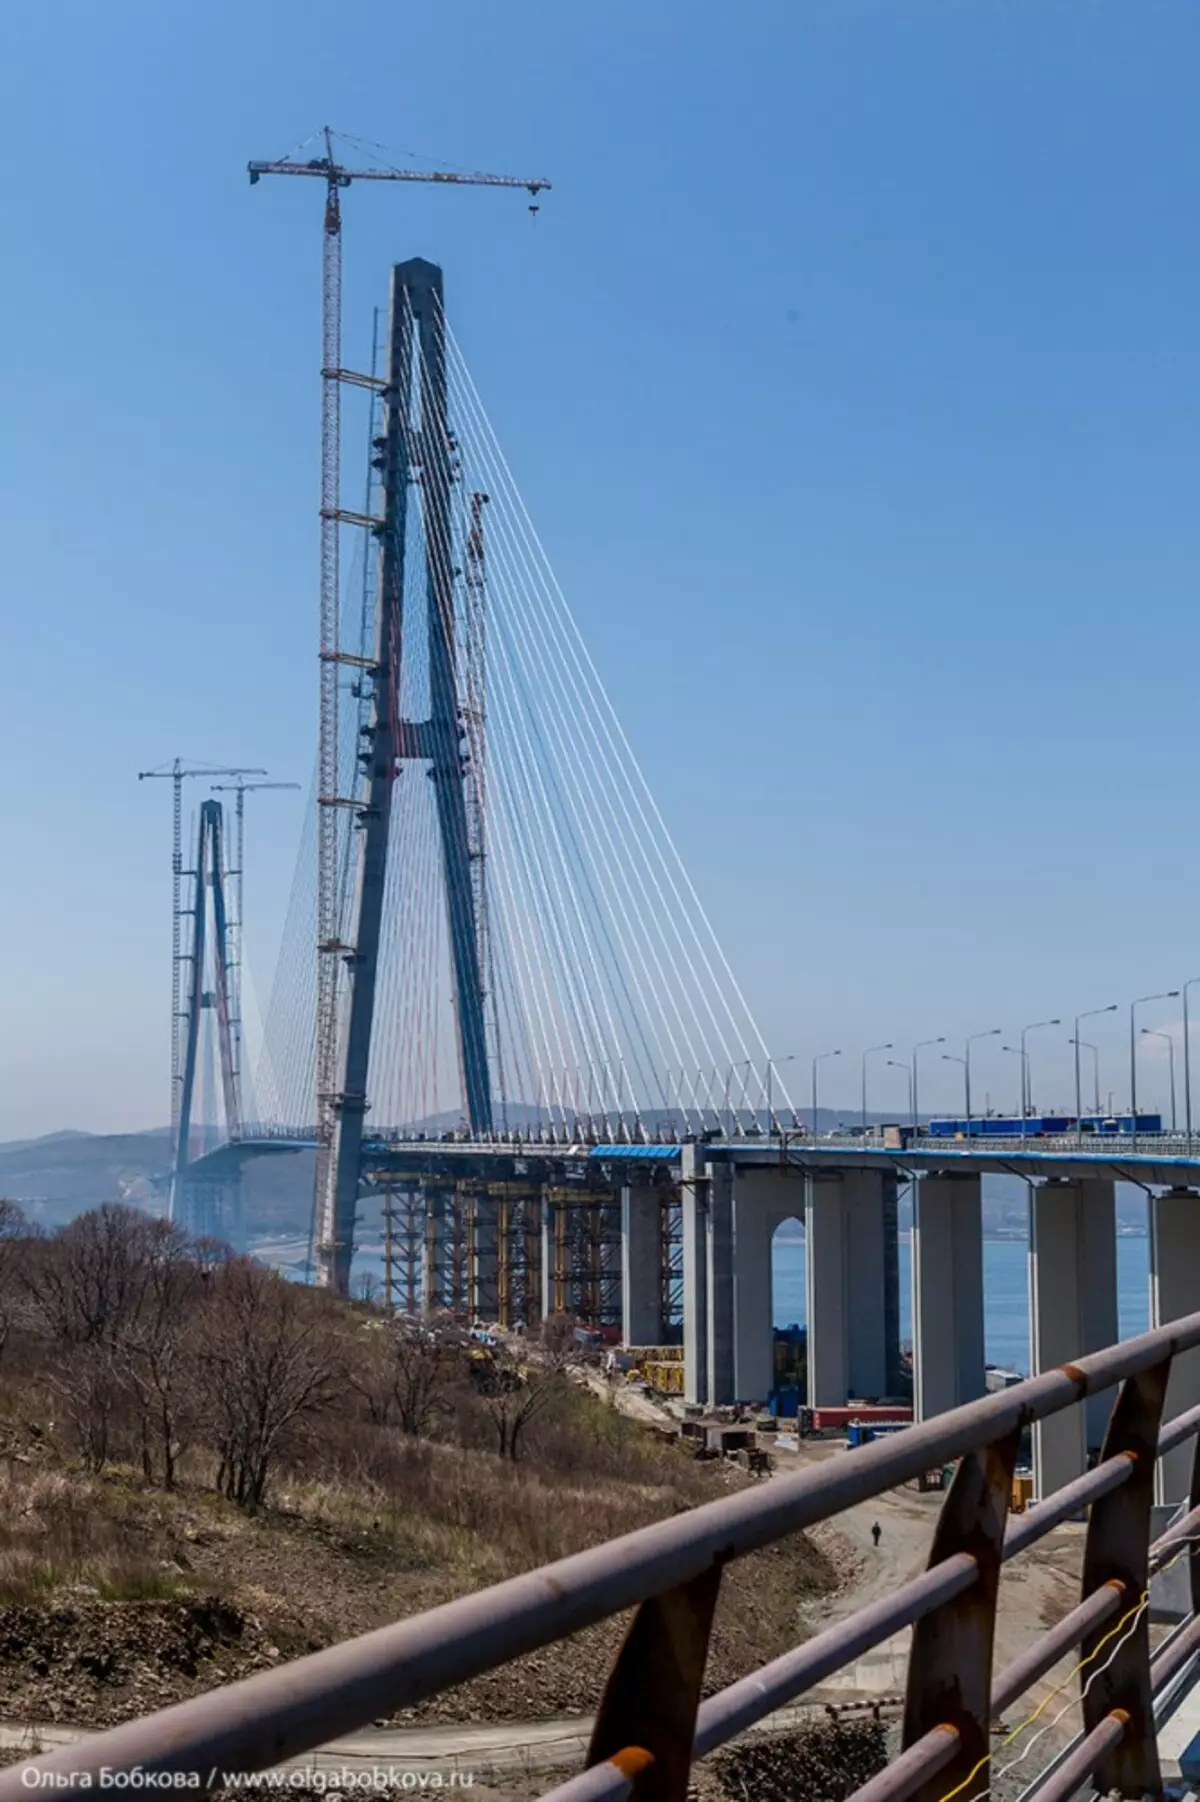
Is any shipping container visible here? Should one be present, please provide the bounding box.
[808,1403,912,1433]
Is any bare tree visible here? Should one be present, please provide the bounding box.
[48,1342,123,1474]
[353,1271,383,1307]
[0,1200,29,1366]
[475,1327,572,1462]
[350,1317,453,1437]
[194,1260,342,1512]
[114,1219,206,1488]
[23,1204,156,1348]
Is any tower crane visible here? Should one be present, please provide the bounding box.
[249,126,550,1282]
[138,760,266,1145]
[211,779,301,1106]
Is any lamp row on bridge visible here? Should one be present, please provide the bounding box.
[771,979,1200,1153]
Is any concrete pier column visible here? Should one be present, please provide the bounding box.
[882,1173,903,1395]
[805,1174,849,1407]
[682,1144,709,1405]
[730,1171,779,1404]
[912,1172,985,1420]
[1151,1189,1200,1502]
[1029,1179,1118,1500]
[707,1160,735,1405]
[621,1185,663,1346]
[846,1170,891,1399]
[683,1156,808,1406]
[422,1189,446,1314]
[804,1170,892,1407]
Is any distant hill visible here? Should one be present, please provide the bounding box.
[0,1129,315,1238]
[0,1129,171,1228]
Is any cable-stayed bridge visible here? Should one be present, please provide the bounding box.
[168,254,792,1298]
[167,248,1200,1505]
[105,148,1200,1802]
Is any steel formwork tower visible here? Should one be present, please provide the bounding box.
[318,260,493,1292]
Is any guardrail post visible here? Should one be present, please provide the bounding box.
[902,1429,1018,1801]
[585,1563,723,1802]
[1080,1356,1169,1799]
[1188,1428,1200,1618]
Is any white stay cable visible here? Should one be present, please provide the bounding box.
[444,352,701,1105]
[445,320,780,1078]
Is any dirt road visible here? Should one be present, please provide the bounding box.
[777,1437,1088,1765]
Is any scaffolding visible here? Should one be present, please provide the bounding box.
[540,1190,622,1327]
[381,1187,424,1315]
[374,1175,682,1336]
[661,1183,684,1335]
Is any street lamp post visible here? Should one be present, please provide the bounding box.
[1019,1018,1061,1134]
[811,1050,841,1139]
[1068,1039,1101,1116]
[911,1037,946,1135]
[964,1028,1002,1129]
[1184,979,1200,1149]
[1142,1028,1178,1132]
[941,1053,967,1121]
[860,1043,893,1139]
[766,1053,796,1136]
[887,1060,913,1122]
[1131,991,1179,1152]
[1001,1046,1028,1121]
[1073,1005,1117,1145]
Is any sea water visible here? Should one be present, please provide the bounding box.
[771,1232,1152,1376]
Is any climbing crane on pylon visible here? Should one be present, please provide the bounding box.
[248,126,550,1286]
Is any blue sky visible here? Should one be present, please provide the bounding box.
[2,0,1199,1136]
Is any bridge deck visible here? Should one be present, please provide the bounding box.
[199,1130,1200,1191]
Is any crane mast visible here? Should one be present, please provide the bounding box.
[317,136,345,1250]
[249,128,549,1290]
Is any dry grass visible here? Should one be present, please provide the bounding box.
[277,1443,706,1584]
[0,1467,191,1604]
[0,1212,842,1731]
[0,1396,837,1728]
[274,1381,727,1586]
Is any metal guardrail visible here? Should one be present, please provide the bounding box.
[909,1131,1200,1158]
[7,1318,1200,1802]
[232,1124,1200,1160]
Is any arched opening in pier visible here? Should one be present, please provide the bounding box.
[770,1212,806,1404]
